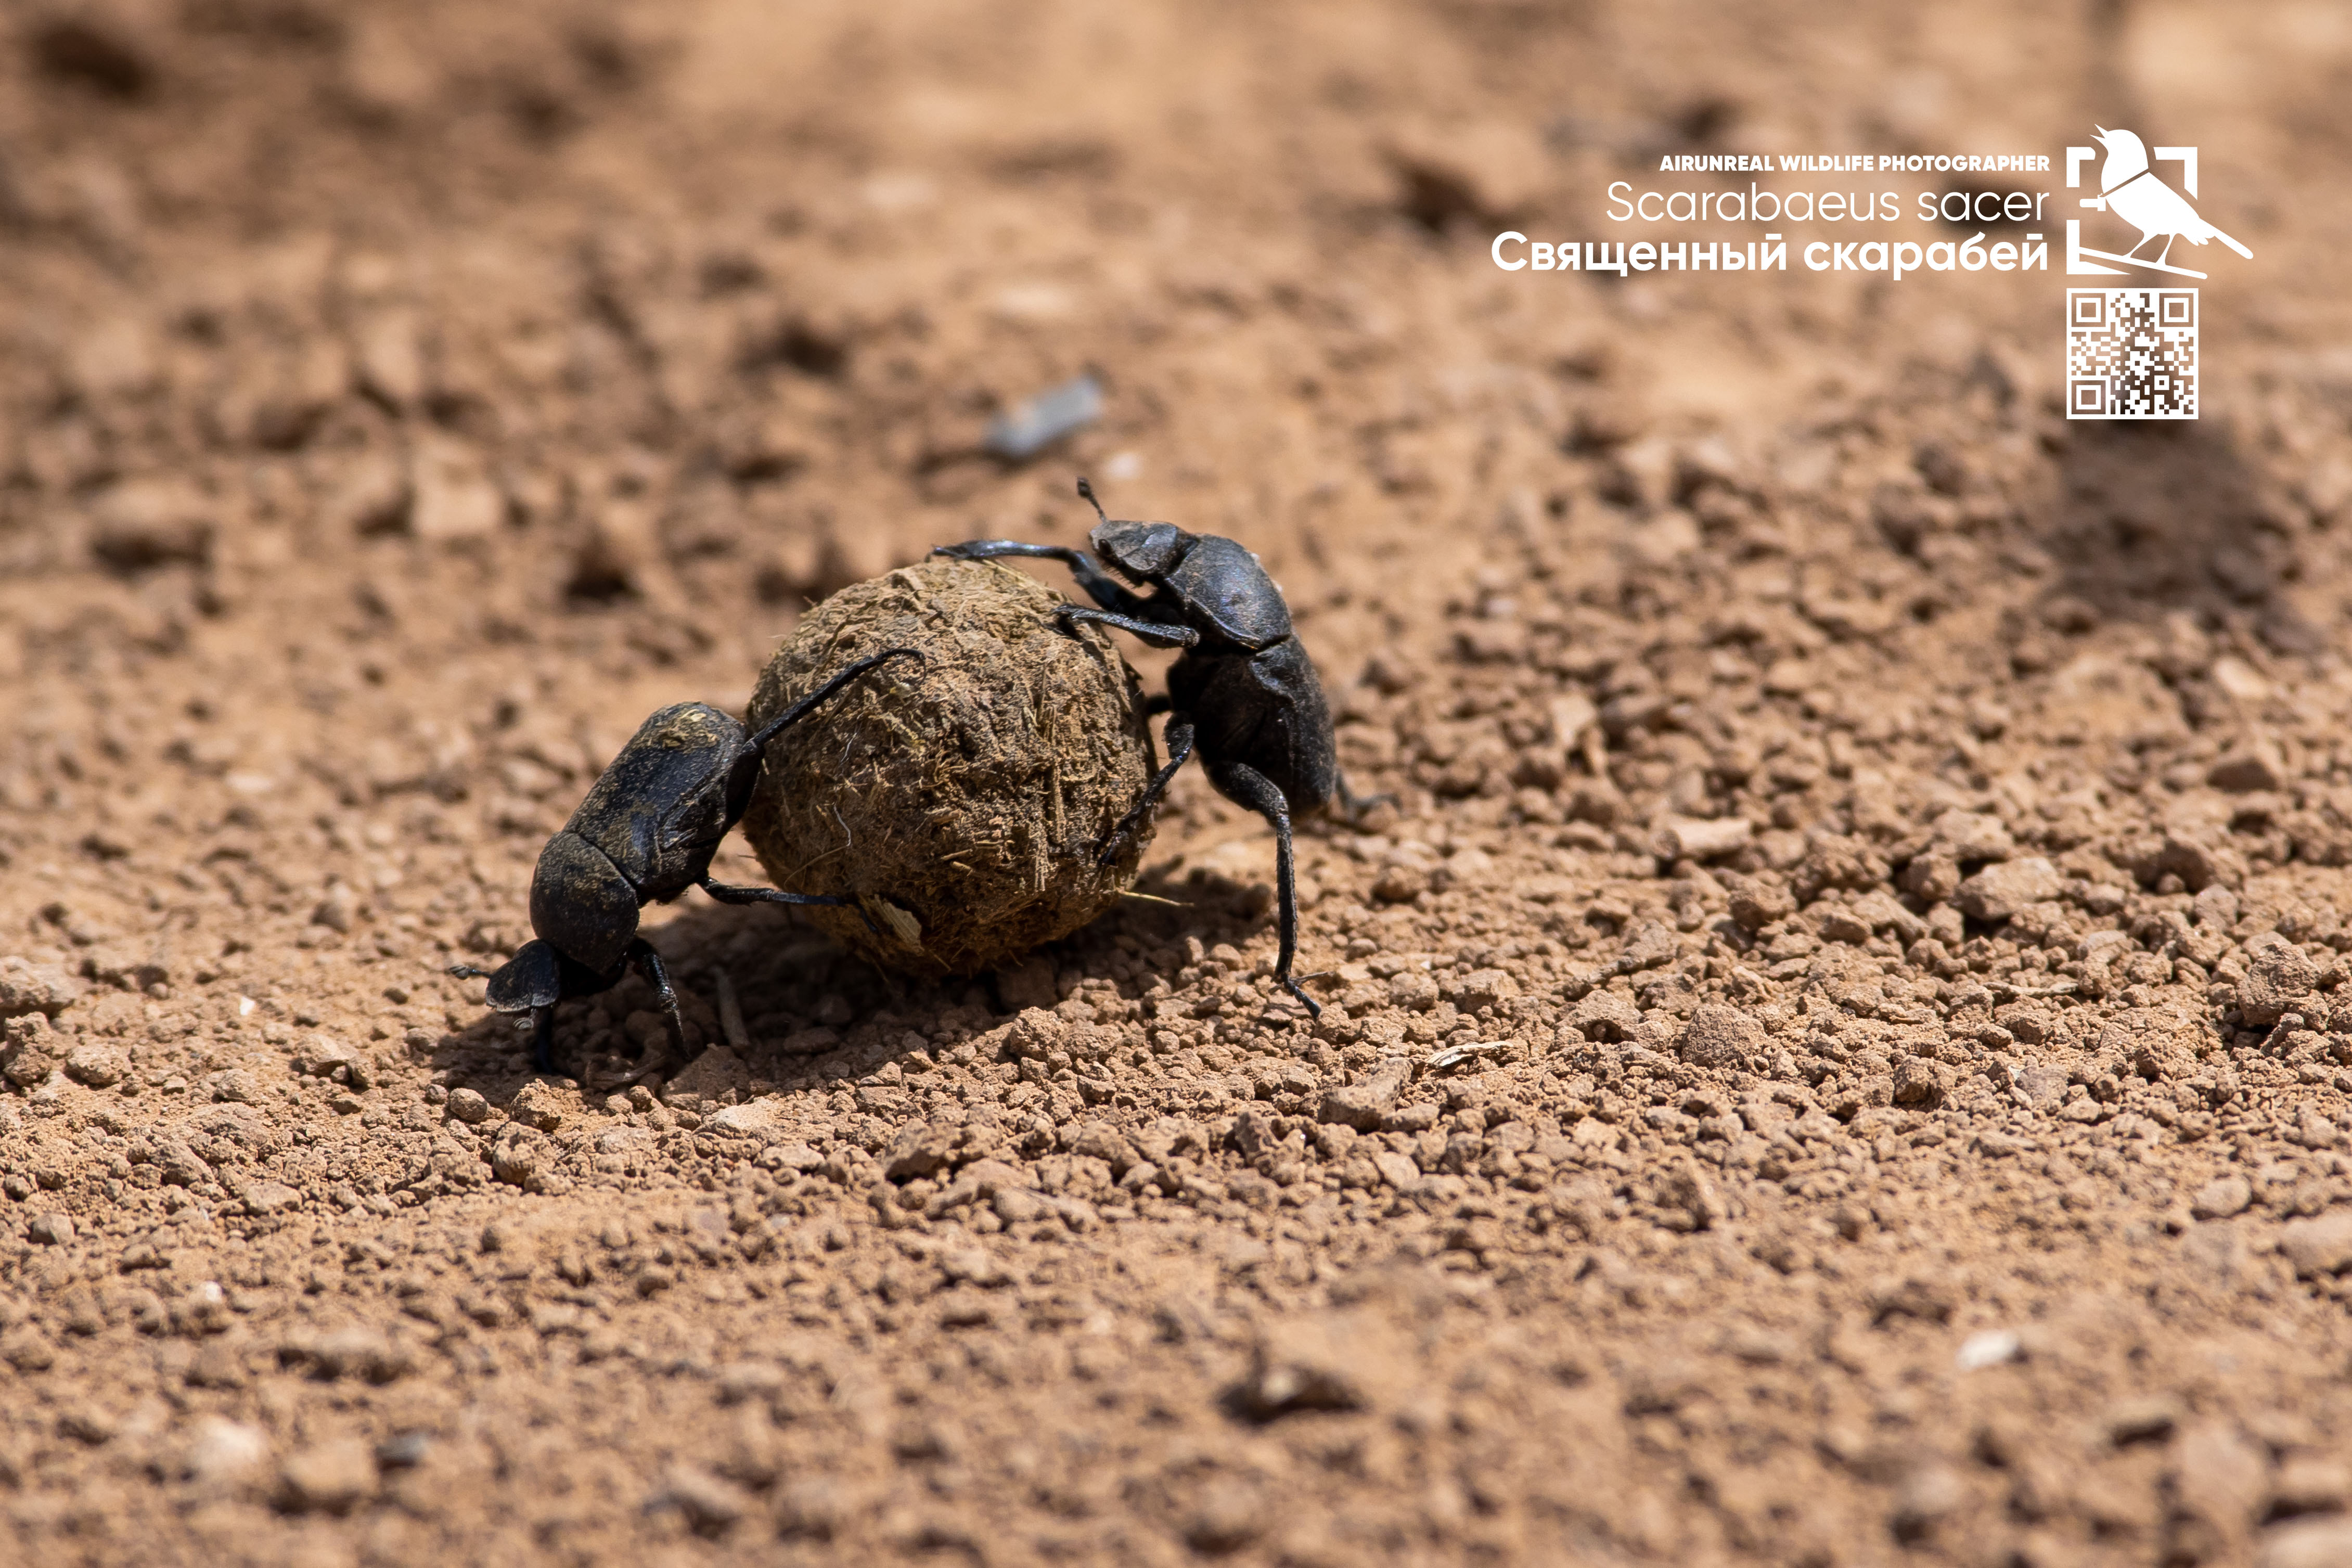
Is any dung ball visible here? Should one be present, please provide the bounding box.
[740,558,1158,977]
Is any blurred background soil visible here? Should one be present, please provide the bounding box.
[6,1,2352,1564]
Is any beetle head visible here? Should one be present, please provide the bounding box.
[483,939,564,1012]
[1076,477,1192,583]
[1090,518,1192,582]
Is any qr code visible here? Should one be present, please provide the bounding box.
[2067,289,2196,419]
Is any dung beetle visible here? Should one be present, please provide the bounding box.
[933,480,1377,1018]
[451,648,922,1073]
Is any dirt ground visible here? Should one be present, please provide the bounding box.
[7,2,2352,1564]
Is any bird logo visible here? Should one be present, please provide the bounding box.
[2068,127,2251,278]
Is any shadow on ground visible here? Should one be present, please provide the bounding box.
[2041,418,2321,652]
[432,858,1282,1104]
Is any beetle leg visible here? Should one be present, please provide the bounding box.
[1063,561,1160,619]
[698,879,886,939]
[1203,759,1319,1021]
[1057,605,1198,650]
[446,962,493,980]
[1098,713,1196,865]
[931,539,1160,621]
[628,939,688,1059]
[746,647,924,752]
[699,879,845,909]
[931,539,1089,566]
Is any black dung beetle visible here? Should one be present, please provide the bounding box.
[933,481,1377,1018]
[451,648,921,1073]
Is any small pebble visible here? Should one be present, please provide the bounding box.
[1955,1330,2020,1371]
[183,1416,268,1485]
[982,372,1102,459]
[278,1437,376,1514]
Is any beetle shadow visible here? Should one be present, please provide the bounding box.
[431,855,1296,1109]
[430,901,959,1105]
[1119,858,1281,951]
[995,857,1301,1009]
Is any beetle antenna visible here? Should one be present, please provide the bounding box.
[1075,477,1110,526]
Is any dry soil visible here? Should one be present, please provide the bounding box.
[6,3,2352,1566]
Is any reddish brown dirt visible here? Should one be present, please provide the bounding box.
[8,3,2352,1565]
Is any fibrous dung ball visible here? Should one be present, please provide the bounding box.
[740,559,1157,977]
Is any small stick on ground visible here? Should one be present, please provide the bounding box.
[714,969,752,1053]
